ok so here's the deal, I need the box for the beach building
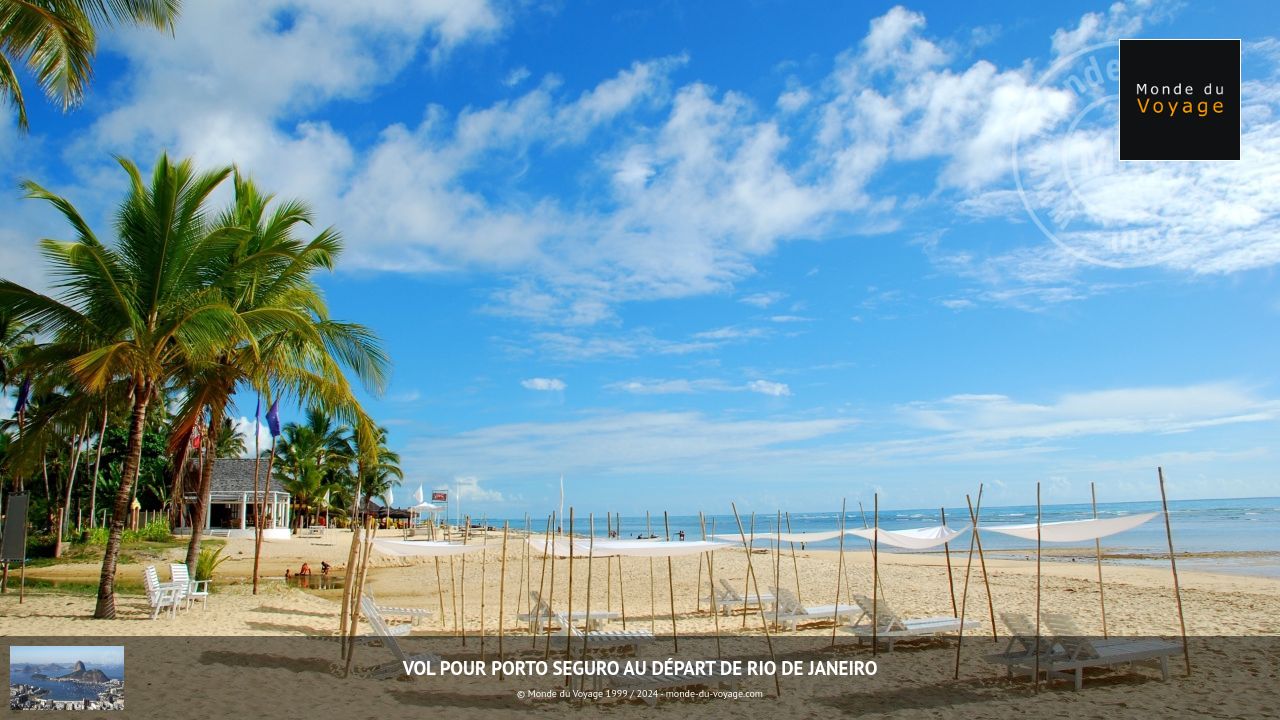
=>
[176,458,292,540]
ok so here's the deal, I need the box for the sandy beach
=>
[3,530,1278,718]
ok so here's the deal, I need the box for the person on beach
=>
[321,561,331,576]
[678,530,686,541]
[299,563,312,576]
[285,569,291,581]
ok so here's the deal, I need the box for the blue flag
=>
[266,399,281,438]
[14,376,32,416]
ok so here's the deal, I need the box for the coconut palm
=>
[273,407,354,528]
[0,153,246,618]
[0,0,179,131]
[171,172,387,569]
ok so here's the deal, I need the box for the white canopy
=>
[844,524,970,550]
[712,529,848,544]
[372,539,486,557]
[529,537,730,558]
[983,512,1159,543]
[412,502,444,512]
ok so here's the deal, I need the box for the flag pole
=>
[1159,467,1191,676]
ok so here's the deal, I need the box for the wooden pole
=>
[831,499,848,647]
[1159,467,1192,676]
[785,512,802,606]
[1035,482,1042,693]
[449,553,458,636]
[700,512,721,658]
[499,521,509,665]
[731,502,781,698]
[773,510,782,630]
[433,554,446,631]
[871,495,878,656]
[583,514,594,664]
[954,492,979,680]
[537,514,552,652]
[461,515,469,646]
[566,507,575,665]
[968,485,997,640]
[941,506,957,617]
[646,511,656,634]
[606,512,613,612]
[480,516,488,659]
[743,513,757,630]
[663,511,678,651]
[1091,482,1108,638]
[544,511,558,659]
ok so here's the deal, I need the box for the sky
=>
[9,645,124,667]
[1,1,1278,516]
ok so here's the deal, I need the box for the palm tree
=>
[0,153,245,618]
[273,407,354,528]
[354,425,400,524]
[213,416,244,458]
[172,172,387,569]
[0,0,179,131]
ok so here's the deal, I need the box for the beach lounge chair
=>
[356,595,442,679]
[844,593,980,650]
[169,562,210,609]
[365,591,432,626]
[519,591,619,633]
[985,613,1067,673]
[768,586,860,630]
[710,578,775,616]
[549,611,655,653]
[142,565,182,619]
[1026,613,1181,690]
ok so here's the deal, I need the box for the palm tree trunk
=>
[88,396,108,528]
[93,379,152,619]
[185,408,222,569]
[54,416,90,557]
[251,436,278,593]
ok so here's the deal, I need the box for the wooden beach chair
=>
[1029,613,1181,690]
[549,611,655,653]
[844,592,980,650]
[142,565,182,619]
[768,586,860,631]
[985,612,1067,673]
[710,578,775,616]
[169,562,210,610]
[519,591,618,633]
[356,595,442,679]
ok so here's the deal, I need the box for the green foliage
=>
[194,544,227,582]
[79,517,170,545]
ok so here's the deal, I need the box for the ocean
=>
[9,663,124,702]
[488,497,1280,578]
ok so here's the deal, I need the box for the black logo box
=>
[1119,39,1241,161]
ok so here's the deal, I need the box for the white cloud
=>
[454,475,505,503]
[230,415,273,458]
[1050,0,1170,59]
[739,291,786,308]
[521,377,566,391]
[503,66,531,87]
[746,380,791,397]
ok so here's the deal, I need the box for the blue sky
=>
[10,645,123,666]
[1,1,1278,515]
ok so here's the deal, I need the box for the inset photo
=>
[9,646,124,711]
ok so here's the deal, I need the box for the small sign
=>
[431,491,448,502]
[1,493,28,562]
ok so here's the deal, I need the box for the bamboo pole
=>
[700,512,721,658]
[583,514,595,664]
[773,510,782,631]
[969,485,997,640]
[784,513,802,606]
[537,514,552,652]
[743,513,757,630]
[566,508,575,665]
[480,516,488,659]
[1091,482,1108,638]
[871,495,878,655]
[731,502,781,698]
[543,512,557,660]
[461,515,469,646]
[1159,467,1192,676]
[448,554,458,636]
[434,554,446,631]
[954,492,978,680]
[499,521,509,665]
[941,506,957,617]
[606,512,613,612]
[1035,482,1042,692]
[831,499,848,647]
[646,511,655,634]
[857,502,888,600]
[663,511,678,651]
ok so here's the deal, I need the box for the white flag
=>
[384,487,394,508]
[414,485,424,504]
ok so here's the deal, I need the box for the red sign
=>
[431,492,447,502]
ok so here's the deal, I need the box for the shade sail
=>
[528,537,730,558]
[412,502,443,512]
[712,529,848,544]
[844,524,969,550]
[983,512,1159,543]
[372,539,486,557]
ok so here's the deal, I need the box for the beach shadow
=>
[198,650,337,676]
[812,678,1002,713]
[245,620,331,634]
[253,605,336,619]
